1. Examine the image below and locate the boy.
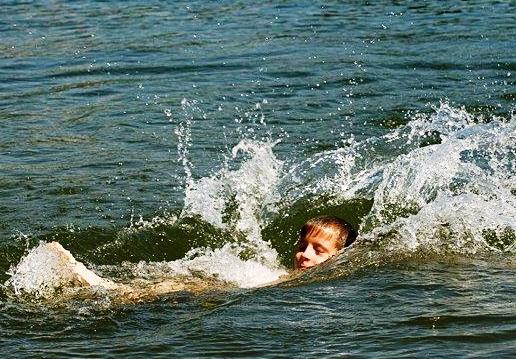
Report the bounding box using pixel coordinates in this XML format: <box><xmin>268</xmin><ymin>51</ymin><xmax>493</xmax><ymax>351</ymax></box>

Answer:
<box><xmin>8</xmin><ymin>216</ymin><xmax>357</xmax><ymax>299</ymax></box>
<box><xmin>294</xmin><ymin>216</ymin><xmax>357</xmax><ymax>270</ymax></box>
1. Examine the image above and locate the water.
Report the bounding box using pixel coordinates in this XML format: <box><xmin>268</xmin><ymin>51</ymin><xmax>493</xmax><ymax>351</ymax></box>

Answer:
<box><xmin>1</xmin><ymin>0</ymin><xmax>515</xmax><ymax>357</ymax></box>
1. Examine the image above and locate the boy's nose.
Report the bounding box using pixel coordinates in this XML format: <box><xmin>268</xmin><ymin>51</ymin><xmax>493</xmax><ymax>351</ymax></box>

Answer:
<box><xmin>301</xmin><ymin>245</ymin><xmax>316</xmax><ymax>260</ymax></box>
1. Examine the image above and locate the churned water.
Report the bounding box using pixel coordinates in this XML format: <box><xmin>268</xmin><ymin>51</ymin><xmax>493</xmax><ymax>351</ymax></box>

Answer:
<box><xmin>1</xmin><ymin>1</ymin><xmax>515</xmax><ymax>357</ymax></box>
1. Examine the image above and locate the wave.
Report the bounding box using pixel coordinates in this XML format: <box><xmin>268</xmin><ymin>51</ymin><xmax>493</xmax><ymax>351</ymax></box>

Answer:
<box><xmin>3</xmin><ymin>102</ymin><xmax>515</xmax><ymax>299</ymax></box>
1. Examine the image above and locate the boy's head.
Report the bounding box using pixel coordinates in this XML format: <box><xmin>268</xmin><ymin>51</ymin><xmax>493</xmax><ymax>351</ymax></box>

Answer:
<box><xmin>294</xmin><ymin>216</ymin><xmax>357</xmax><ymax>270</ymax></box>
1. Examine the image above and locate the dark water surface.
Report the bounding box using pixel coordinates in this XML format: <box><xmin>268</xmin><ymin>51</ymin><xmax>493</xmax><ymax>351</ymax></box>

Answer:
<box><xmin>2</xmin><ymin>261</ymin><xmax>515</xmax><ymax>358</ymax></box>
<box><xmin>1</xmin><ymin>1</ymin><xmax>515</xmax><ymax>357</ymax></box>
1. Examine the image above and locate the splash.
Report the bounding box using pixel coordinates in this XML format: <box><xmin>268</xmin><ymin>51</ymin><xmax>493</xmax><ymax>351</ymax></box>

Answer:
<box><xmin>131</xmin><ymin>99</ymin><xmax>288</xmax><ymax>287</ymax></box>
<box><xmin>5</xmin><ymin>242</ymin><xmax>117</xmax><ymax>298</ymax></box>
<box><xmin>166</xmin><ymin>243</ymin><xmax>287</xmax><ymax>288</ymax></box>
<box><xmin>175</xmin><ymin>98</ymin><xmax>195</xmax><ymax>189</ymax></box>
<box><xmin>175</xmin><ymin>102</ymin><xmax>515</xmax><ymax>284</ymax></box>
<box><xmin>354</xmin><ymin>103</ymin><xmax>515</xmax><ymax>254</ymax></box>
<box><xmin>361</xmin><ymin>111</ymin><xmax>515</xmax><ymax>253</ymax></box>
<box><xmin>266</xmin><ymin>102</ymin><xmax>515</xmax><ymax>256</ymax></box>
<box><xmin>183</xmin><ymin>139</ymin><xmax>284</xmax><ymax>265</ymax></box>
<box><xmin>4</xmin><ymin>102</ymin><xmax>515</xmax><ymax>299</ymax></box>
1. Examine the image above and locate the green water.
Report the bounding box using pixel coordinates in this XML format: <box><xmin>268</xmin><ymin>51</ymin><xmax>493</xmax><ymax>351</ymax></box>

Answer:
<box><xmin>1</xmin><ymin>1</ymin><xmax>515</xmax><ymax>357</ymax></box>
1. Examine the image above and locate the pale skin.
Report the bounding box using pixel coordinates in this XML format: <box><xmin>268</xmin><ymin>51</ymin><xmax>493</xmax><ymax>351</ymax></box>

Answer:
<box><xmin>16</xmin><ymin>230</ymin><xmax>341</xmax><ymax>302</ymax></box>
<box><xmin>17</xmin><ymin>242</ymin><xmax>224</xmax><ymax>303</ymax></box>
<box><xmin>294</xmin><ymin>230</ymin><xmax>340</xmax><ymax>270</ymax></box>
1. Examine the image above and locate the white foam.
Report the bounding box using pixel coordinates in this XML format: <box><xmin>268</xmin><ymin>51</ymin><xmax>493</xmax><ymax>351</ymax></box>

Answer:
<box><xmin>5</xmin><ymin>242</ymin><xmax>116</xmax><ymax>297</ymax></box>
<box><xmin>183</xmin><ymin>138</ymin><xmax>285</xmax><ymax>269</ymax></box>
<box><xmin>5</xmin><ymin>103</ymin><xmax>514</xmax><ymax>298</ymax></box>
<box><xmin>359</xmin><ymin>104</ymin><xmax>515</xmax><ymax>253</ymax></box>
<box><xmin>166</xmin><ymin>243</ymin><xmax>287</xmax><ymax>288</ymax></box>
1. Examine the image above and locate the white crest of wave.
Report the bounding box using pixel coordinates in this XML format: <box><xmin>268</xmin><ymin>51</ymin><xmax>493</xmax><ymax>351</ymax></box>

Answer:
<box><xmin>7</xmin><ymin>103</ymin><xmax>513</xmax><ymax>298</ymax></box>
<box><xmin>360</xmin><ymin>103</ymin><xmax>515</xmax><ymax>253</ymax></box>
<box><xmin>182</xmin><ymin>139</ymin><xmax>285</xmax><ymax>270</ymax></box>
<box><xmin>375</xmin><ymin>193</ymin><xmax>516</xmax><ymax>253</ymax></box>
<box><xmin>166</xmin><ymin>243</ymin><xmax>287</xmax><ymax>288</ymax></box>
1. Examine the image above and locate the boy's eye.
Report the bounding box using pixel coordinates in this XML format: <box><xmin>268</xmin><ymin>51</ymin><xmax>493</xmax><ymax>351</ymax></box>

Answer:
<box><xmin>314</xmin><ymin>246</ymin><xmax>326</xmax><ymax>254</ymax></box>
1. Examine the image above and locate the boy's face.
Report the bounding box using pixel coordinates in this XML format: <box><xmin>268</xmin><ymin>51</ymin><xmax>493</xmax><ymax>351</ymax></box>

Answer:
<box><xmin>294</xmin><ymin>230</ymin><xmax>339</xmax><ymax>270</ymax></box>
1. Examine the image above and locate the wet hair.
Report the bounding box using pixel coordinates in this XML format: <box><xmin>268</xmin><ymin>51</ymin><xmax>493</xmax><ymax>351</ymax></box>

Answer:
<box><xmin>299</xmin><ymin>216</ymin><xmax>358</xmax><ymax>250</ymax></box>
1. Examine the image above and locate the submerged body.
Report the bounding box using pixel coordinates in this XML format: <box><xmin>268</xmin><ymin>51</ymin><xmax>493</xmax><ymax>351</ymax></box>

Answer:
<box><xmin>6</xmin><ymin>242</ymin><xmax>227</xmax><ymax>303</ymax></box>
<box><xmin>6</xmin><ymin>217</ymin><xmax>358</xmax><ymax>302</ymax></box>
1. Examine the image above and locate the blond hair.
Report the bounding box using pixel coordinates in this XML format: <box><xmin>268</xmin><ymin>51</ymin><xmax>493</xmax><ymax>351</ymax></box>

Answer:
<box><xmin>299</xmin><ymin>216</ymin><xmax>357</xmax><ymax>250</ymax></box>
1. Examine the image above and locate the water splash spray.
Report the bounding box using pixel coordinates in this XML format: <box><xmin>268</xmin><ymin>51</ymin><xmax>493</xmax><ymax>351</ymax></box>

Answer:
<box><xmin>175</xmin><ymin>98</ymin><xmax>195</xmax><ymax>190</ymax></box>
<box><xmin>5</xmin><ymin>102</ymin><xmax>515</xmax><ymax>297</ymax></box>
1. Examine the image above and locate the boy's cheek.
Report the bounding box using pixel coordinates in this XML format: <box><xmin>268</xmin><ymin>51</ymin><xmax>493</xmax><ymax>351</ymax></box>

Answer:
<box><xmin>316</xmin><ymin>252</ymin><xmax>331</xmax><ymax>263</ymax></box>
<box><xmin>315</xmin><ymin>255</ymin><xmax>326</xmax><ymax>264</ymax></box>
